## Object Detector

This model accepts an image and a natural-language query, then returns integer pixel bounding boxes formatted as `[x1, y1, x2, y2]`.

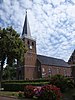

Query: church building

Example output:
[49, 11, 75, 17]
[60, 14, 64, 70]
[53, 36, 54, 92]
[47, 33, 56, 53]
[17, 12, 71, 80]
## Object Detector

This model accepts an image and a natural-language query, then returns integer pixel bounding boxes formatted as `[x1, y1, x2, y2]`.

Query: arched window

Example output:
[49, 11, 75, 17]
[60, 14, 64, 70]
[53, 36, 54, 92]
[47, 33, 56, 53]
[42, 68, 45, 72]
[32, 42, 34, 46]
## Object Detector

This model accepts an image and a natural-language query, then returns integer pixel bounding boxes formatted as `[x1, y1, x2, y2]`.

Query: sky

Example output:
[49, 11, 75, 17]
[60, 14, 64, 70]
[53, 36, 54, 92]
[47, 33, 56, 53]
[0, 0, 75, 62]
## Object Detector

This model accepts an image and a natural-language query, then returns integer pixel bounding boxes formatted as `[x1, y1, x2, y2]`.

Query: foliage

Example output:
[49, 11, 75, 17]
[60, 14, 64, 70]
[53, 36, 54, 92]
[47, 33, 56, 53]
[66, 77, 74, 89]
[36, 85, 61, 100]
[50, 74, 74, 92]
[3, 65, 16, 80]
[2, 80, 49, 91]
[0, 26, 26, 81]
[24, 85, 62, 100]
[2, 79, 49, 83]
[1, 88, 75, 100]
[0, 26, 26, 65]
[2, 83, 24, 91]
[24, 85, 35, 98]
[2, 76, 74, 92]
[18, 91, 24, 98]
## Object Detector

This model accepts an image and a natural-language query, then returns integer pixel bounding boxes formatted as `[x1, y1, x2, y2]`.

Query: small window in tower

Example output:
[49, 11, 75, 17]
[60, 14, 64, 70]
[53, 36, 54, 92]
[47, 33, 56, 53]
[27, 40, 30, 45]
[27, 40, 30, 48]
[32, 42, 34, 46]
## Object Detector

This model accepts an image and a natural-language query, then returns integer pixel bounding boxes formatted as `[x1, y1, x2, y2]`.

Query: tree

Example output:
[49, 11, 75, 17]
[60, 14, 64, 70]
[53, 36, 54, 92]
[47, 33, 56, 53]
[3, 64, 17, 80]
[0, 26, 26, 82]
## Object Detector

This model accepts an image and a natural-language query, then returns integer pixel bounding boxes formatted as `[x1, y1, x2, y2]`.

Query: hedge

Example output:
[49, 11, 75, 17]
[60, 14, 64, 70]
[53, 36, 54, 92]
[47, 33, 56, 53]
[2, 80, 49, 91]
[2, 79, 49, 83]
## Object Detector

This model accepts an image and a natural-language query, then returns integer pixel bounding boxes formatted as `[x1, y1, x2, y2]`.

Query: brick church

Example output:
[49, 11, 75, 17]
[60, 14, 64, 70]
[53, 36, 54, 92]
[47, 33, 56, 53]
[17, 11, 71, 80]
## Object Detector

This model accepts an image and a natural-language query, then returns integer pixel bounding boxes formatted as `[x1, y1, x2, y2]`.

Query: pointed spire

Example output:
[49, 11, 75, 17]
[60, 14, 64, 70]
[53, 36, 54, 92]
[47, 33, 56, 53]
[22, 10, 31, 39]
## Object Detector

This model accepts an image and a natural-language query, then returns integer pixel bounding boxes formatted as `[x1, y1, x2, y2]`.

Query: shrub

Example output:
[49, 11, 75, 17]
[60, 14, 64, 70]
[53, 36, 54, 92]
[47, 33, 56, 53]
[24, 85, 62, 100]
[35, 85, 62, 100]
[18, 91, 24, 98]
[50, 74, 74, 92]
[24, 85, 35, 98]
[66, 78, 74, 89]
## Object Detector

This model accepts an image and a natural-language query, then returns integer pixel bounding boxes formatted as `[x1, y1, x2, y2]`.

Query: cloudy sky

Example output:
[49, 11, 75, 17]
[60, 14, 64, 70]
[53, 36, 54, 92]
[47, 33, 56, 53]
[0, 0, 75, 61]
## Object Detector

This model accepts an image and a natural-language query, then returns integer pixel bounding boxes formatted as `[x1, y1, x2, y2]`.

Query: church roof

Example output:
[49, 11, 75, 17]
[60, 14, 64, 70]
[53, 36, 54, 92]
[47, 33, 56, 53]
[22, 11, 31, 39]
[37, 55, 70, 67]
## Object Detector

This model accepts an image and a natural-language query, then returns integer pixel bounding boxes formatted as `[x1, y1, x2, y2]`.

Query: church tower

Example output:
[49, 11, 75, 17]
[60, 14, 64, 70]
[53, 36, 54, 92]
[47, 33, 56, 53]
[22, 11, 37, 80]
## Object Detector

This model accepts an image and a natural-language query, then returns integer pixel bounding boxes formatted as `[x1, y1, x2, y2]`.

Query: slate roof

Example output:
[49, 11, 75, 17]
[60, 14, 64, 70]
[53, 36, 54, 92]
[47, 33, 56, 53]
[22, 11, 31, 38]
[22, 11, 27, 36]
[37, 55, 70, 67]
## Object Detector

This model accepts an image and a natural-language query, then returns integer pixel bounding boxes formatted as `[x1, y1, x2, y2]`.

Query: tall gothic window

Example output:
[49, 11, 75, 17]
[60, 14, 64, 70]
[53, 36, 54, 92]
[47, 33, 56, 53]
[42, 68, 45, 72]
[48, 68, 52, 76]
[57, 68, 59, 74]
[64, 69, 66, 76]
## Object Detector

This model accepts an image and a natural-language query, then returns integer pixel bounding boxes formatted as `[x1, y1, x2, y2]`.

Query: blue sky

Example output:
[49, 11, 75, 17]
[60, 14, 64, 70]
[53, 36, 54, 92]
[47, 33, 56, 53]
[0, 0, 75, 61]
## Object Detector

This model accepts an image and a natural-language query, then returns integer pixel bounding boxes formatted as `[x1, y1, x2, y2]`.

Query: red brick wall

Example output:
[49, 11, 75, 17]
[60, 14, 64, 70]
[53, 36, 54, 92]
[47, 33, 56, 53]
[25, 52, 36, 66]
[41, 64, 71, 78]
[24, 66, 37, 80]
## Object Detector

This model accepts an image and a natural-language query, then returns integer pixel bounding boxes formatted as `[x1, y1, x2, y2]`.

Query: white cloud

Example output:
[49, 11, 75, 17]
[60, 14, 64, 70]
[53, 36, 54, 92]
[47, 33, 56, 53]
[66, 5, 75, 17]
[0, 0, 75, 61]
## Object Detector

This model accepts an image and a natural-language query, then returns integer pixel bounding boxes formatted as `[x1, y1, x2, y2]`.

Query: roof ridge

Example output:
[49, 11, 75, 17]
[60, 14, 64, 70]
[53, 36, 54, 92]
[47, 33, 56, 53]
[37, 54, 64, 61]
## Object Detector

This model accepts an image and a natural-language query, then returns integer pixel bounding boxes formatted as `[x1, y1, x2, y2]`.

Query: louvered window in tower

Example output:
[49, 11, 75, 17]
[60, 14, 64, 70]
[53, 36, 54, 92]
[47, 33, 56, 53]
[27, 40, 30, 48]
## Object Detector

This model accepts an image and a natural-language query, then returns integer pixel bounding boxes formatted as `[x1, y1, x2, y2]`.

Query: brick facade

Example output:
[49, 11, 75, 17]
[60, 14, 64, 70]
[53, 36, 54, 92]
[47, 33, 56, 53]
[23, 37, 38, 80]
[41, 65, 71, 78]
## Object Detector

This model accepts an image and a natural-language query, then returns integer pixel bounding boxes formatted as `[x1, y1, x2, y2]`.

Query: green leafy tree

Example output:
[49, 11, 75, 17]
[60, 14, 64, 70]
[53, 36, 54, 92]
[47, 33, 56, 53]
[3, 64, 16, 80]
[0, 26, 26, 82]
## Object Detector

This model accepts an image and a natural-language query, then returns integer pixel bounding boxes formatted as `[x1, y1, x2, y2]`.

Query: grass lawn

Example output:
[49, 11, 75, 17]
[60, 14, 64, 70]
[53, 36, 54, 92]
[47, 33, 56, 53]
[0, 91, 18, 97]
[0, 91, 33, 100]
